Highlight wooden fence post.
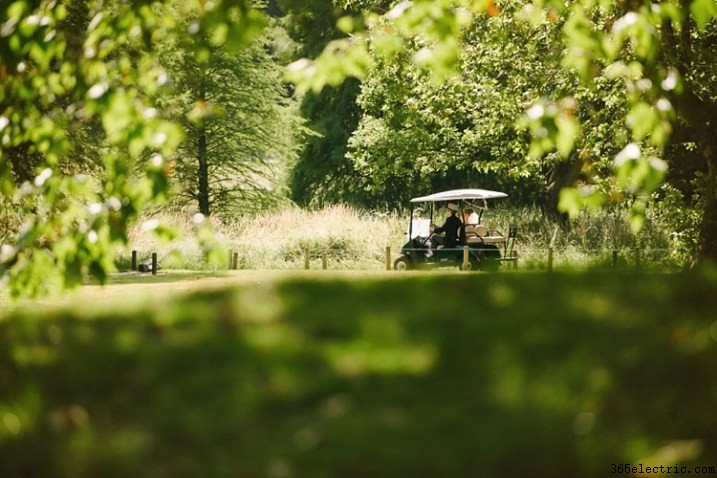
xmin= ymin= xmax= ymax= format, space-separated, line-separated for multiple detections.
xmin=131 ymin=250 xmax=137 ymax=271
xmin=304 ymin=248 xmax=310 ymax=270
xmin=151 ymin=252 xmax=158 ymax=275
xmin=512 ymin=250 xmax=518 ymax=269
xmin=233 ymin=252 xmax=239 ymax=270
xmin=463 ymin=246 xmax=469 ymax=270
xmin=386 ymin=246 xmax=391 ymax=271
xmin=612 ymin=250 xmax=618 ymax=269
xmin=548 ymin=247 xmax=554 ymax=272
xmin=322 ymin=253 xmax=327 ymax=270
xmin=634 ymin=247 xmax=641 ymax=270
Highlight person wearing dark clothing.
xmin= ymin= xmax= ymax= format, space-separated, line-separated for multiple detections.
xmin=430 ymin=202 xmax=464 ymax=249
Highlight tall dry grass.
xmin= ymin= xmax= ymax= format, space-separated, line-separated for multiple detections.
xmin=119 ymin=203 xmax=680 ymax=271
xmin=121 ymin=205 xmax=406 ymax=270
xmin=484 ymin=204 xmax=677 ymax=269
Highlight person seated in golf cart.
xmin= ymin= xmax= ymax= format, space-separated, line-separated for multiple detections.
xmin=462 ymin=208 xmax=477 ymax=227
xmin=461 ymin=206 xmax=508 ymax=247
xmin=429 ymin=202 xmax=463 ymax=249
xmin=462 ymin=207 xmax=488 ymax=244
xmin=463 ymin=208 xmax=480 ymax=225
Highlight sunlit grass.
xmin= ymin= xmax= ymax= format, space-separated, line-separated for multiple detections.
xmin=119 ymin=204 xmax=406 ymax=271
xmin=0 ymin=269 xmax=419 ymax=318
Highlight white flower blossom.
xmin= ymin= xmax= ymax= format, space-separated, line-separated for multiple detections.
xmin=88 ymin=203 xmax=103 ymax=215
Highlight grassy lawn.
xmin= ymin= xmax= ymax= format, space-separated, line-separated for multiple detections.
xmin=1 ymin=269 xmax=406 ymax=318
xmin=1 ymin=268 xmax=716 ymax=477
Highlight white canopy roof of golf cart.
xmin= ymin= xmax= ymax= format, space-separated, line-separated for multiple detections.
xmin=410 ymin=188 xmax=508 ymax=203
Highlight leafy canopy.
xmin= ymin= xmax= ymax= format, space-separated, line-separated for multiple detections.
xmin=288 ymin=0 xmax=717 ymax=229
xmin=0 ymin=0 xmax=267 ymax=297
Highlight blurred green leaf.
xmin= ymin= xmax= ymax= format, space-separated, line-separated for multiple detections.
xmin=558 ymin=187 xmax=582 ymax=217
xmin=691 ymin=0 xmax=717 ymax=29
xmin=101 ymin=93 xmax=134 ymax=144
xmin=558 ymin=186 xmax=605 ymax=217
xmin=337 ymin=16 xmax=356 ymax=34
xmin=555 ymin=114 xmax=580 ymax=158
xmin=627 ymin=102 xmax=659 ymax=141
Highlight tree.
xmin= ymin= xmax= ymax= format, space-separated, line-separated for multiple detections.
xmin=318 ymin=0 xmax=630 ymax=215
xmin=279 ymin=0 xmax=365 ymax=207
xmin=290 ymin=77 xmax=365 ymax=207
xmin=343 ymin=2 xmax=562 ymax=208
xmin=527 ymin=0 xmax=717 ymax=258
xmin=288 ymin=0 xmax=717 ymax=260
xmin=160 ymin=14 xmax=302 ymax=220
xmin=659 ymin=4 xmax=717 ymax=260
xmin=0 ymin=0 xmax=267 ymax=297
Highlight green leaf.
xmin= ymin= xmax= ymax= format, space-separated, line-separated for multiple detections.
xmin=516 ymin=4 xmax=545 ymax=27
xmin=558 ymin=186 xmax=605 ymax=217
xmin=210 ymin=22 xmax=229 ymax=46
xmin=101 ymin=93 xmax=134 ymax=143
xmin=558 ymin=187 xmax=582 ymax=217
xmin=629 ymin=200 xmax=647 ymax=233
xmin=627 ymin=102 xmax=659 ymax=141
xmin=337 ymin=16 xmax=356 ymax=34
xmin=153 ymin=224 xmax=180 ymax=244
xmin=555 ymin=114 xmax=580 ymax=158
xmin=224 ymin=8 xmax=267 ymax=52
xmin=7 ymin=1 xmax=29 ymax=21
xmin=691 ymin=0 xmax=717 ymax=29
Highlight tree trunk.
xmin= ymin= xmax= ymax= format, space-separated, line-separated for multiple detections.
xmin=196 ymin=77 xmax=210 ymax=216
xmin=542 ymin=154 xmax=583 ymax=224
xmin=670 ymin=108 xmax=717 ymax=264
xmin=661 ymin=11 xmax=717 ymax=263
xmin=197 ymin=124 xmax=210 ymax=216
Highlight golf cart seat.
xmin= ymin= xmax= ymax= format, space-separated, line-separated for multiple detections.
xmin=482 ymin=230 xmax=507 ymax=245
xmin=464 ymin=224 xmax=507 ymax=245
xmin=464 ymin=224 xmax=487 ymax=244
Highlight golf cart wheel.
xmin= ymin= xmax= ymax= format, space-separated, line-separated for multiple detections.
xmin=459 ymin=255 xmax=480 ymax=271
xmin=393 ymin=256 xmax=414 ymax=271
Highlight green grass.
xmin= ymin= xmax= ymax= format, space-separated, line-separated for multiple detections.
xmin=0 ymin=270 xmax=400 ymax=318
xmin=1 ymin=268 xmax=716 ymax=477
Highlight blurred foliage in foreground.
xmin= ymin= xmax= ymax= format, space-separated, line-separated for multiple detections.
xmin=1 ymin=271 xmax=717 ymax=477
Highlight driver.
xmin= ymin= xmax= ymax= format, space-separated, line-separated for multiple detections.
xmin=430 ymin=203 xmax=463 ymax=249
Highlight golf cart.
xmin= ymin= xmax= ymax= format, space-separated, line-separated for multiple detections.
xmin=393 ymin=188 xmax=517 ymax=271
